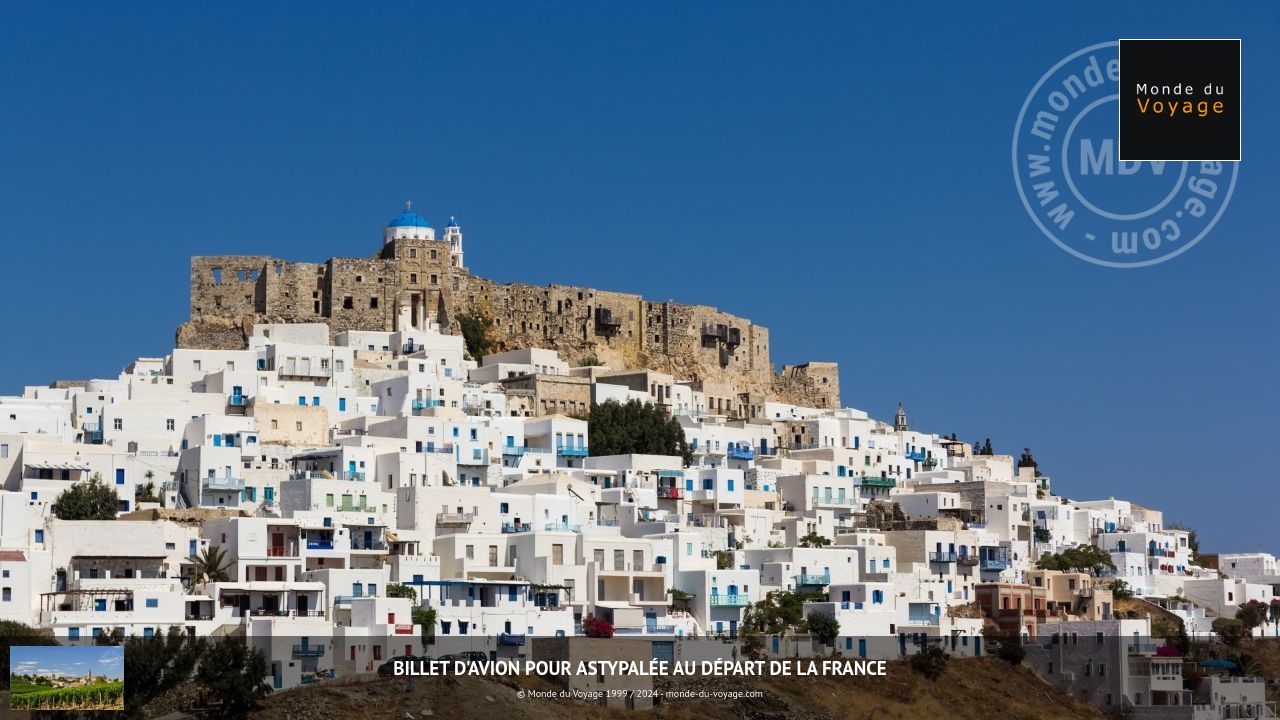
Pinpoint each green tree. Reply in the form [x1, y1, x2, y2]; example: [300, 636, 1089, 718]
[798, 532, 831, 548]
[586, 399, 692, 465]
[456, 312, 494, 360]
[1212, 617, 1247, 646]
[120, 628, 206, 718]
[187, 546, 232, 593]
[712, 550, 734, 570]
[385, 584, 417, 601]
[743, 590, 825, 636]
[982, 626, 1026, 665]
[196, 638, 270, 717]
[1108, 579, 1135, 600]
[807, 611, 840, 648]
[412, 606, 437, 644]
[51, 473, 119, 520]
[1036, 545, 1115, 576]
[910, 644, 950, 680]
[1235, 601, 1268, 632]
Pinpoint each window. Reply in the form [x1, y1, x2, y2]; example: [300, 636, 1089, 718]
[113, 418, 123, 430]
[0, 444, 7, 458]
[370, 297, 379, 309]
[271, 419, 278, 429]
[342, 296, 354, 309]
[34, 530, 43, 543]
[68, 627, 79, 640]
[1, 588, 9, 602]
[295, 422, 303, 431]
[166, 419, 175, 431]
[409, 248, 417, 258]
[145, 598, 158, 608]
[410, 273, 418, 284]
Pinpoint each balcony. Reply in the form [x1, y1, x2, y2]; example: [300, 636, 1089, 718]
[337, 500, 372, 512]
[350, 540, 388, 551]
[502, 522, 532, 534]
[498, 633, 526, 647]
[267, 545, 298, 557]
[794, 573, 831, 586]
[860, 476, 896, 489]
[203, 477, 245, 492]
[411, 398, 443, 412]
[727, 446, 755, 461]
[502, 446, 526, 458]
[957, 555, 979, 566]
[709, 594, 749, 608]
[305, 540, 335, 551]
[82, 420, 104, 444]
[228, 395, 249, 407]
[292, 644, 326, 657]
[556, 445, 589, 457]
[333, 595, 353, 605]
[658, 487, 683, 499]
[905, 450, 927, 462]
[814, 496, 857, 506]
[436, 513, 474, 528]
[278, 363, 332, 378]
[543, 522, 582, 532]
[929, 552, 957, 563]
[980, 559, 1009, 571]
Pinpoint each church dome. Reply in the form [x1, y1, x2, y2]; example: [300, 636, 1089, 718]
[388, 210, 430, 229]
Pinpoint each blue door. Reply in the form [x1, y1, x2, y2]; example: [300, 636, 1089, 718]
[858, 638, 867, 658]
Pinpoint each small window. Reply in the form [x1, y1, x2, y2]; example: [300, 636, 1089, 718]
[343, 296, 354, 310]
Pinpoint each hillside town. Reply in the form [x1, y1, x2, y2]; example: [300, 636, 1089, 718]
[0, 208, 1274, 719]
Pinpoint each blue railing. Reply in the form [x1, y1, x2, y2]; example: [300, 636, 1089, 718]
[228, 395, 248, 407]
[502, 522, 532, 534]
[556, 446, 589, 457]
[905, 450, 927, 462]
[498, 633, 526, 646]
[306, 541, 335, 550]
[709, 594, 749, 607]
[543, 522, 582, 532]
[839, 601, 865, 610]
[727, 446, 755, 460]
[292, 644, 325, 657]
[981, 559, 1009, 571]
[412, 398, 443, 410]
[794, 573, 831, 586]
[502, 446, 526, 457]
[203, 477, 245, 491]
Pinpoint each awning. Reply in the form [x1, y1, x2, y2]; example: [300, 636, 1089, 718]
[24, 462, 90, 471]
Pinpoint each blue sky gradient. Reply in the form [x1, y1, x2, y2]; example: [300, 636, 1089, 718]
[10, 646, 124, 680]
[0, 3, 1275, 552]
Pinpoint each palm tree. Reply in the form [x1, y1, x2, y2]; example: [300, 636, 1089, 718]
[187, 545, 232, 593]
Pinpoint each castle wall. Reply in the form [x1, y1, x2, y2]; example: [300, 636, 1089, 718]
[181, 239, 840, 408]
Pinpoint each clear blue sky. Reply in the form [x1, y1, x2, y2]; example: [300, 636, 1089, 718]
[0, 3, 1275, 553]
[10, 646, 123, 679]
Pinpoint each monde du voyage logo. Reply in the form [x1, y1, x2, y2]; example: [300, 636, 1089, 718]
[1012, 41, 1240, 268]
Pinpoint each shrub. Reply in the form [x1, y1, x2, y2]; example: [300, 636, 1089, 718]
[910, 645, 950, 680]
[581, 615, 614, 639]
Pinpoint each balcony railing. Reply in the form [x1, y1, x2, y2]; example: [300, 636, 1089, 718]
[980, 559, 1009, 571]
[501, 522, 532, 534]
[498, 633, 526, 647]
[82, 420, 104, 444]
[794, 573, 831, 586]
[556, 446, 589, 457]
[436, 513, 474, 527]
[929, 552, 957, 563]
[228, 395, 249, 407]
[905, 450, 927, 462]
[278, 363, 332, 378]
[710, 594, 749, 607]
[502, 446, 526, 457]
[658, 487, 683, 499]
[267, 546, 298, 557]
[292, 644, 326, 657]
[957, 555, 979, 566]
[202, 477, 245, 492]
[543, 522, 582, 532]
[338, 500, 371, 512]
[860, 476, 896, 489]
[411, 398, 443, 411]
[305, 541, 335, 551]
[351, 540, 388, 551]
[726, 446, 755, 460]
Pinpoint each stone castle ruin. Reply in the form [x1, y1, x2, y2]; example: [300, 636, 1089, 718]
[178, 205, 839, 409]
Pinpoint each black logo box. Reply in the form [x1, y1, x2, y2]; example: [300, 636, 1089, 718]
[1119, 38, 1240, 161]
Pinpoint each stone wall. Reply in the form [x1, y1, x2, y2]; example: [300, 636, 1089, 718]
[181, 240, 840, 408]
